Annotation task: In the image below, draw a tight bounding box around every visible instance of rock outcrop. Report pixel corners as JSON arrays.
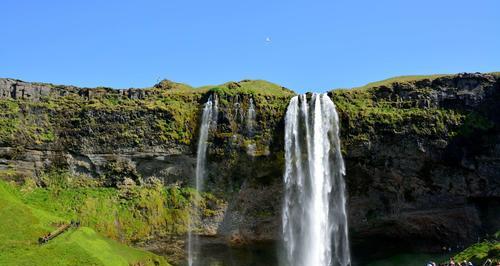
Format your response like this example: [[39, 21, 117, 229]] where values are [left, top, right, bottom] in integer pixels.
[[334, 73, 500, 254]]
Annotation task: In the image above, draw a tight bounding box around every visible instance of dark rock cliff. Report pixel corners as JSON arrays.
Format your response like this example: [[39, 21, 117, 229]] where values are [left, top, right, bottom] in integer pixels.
[[0, 73, 499, 254], [333, 73, 500, 254]]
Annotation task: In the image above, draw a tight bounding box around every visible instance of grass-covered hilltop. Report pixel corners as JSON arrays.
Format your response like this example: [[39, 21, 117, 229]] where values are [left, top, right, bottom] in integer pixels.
[[1, 72, 499, 265]]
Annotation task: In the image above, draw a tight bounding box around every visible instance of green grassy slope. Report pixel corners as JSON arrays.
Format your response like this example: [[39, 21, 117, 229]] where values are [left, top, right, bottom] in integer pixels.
[[197, 79, 294, 96], [342, 71, 499, 91], [453, 237, 500, 264], [0, 180, 169, 266], [347, 74, 449, 90], [366, 253, 450, 266]]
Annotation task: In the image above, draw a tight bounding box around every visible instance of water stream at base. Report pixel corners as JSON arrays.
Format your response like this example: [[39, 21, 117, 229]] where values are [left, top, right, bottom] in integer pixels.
[[282, 93, 351, 266], [188, 95, 218, 266]]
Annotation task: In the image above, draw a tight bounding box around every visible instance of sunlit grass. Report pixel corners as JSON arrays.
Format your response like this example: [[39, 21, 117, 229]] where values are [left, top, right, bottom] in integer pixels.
[[0, 180, 169, 266]]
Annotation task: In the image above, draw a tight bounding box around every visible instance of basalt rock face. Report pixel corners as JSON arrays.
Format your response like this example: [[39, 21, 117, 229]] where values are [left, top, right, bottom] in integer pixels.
[[0, 73, 499, 253], [333, 73, 500, 254]]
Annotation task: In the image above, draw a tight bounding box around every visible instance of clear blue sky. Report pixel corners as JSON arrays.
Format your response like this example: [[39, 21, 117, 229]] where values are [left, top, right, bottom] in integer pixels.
[[1, 0, 499, 93]]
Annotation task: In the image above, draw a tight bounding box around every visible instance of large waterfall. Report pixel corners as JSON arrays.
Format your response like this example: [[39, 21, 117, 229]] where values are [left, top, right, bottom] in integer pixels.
[[282, 93, 350, 266], [188, 95, 218, 266]]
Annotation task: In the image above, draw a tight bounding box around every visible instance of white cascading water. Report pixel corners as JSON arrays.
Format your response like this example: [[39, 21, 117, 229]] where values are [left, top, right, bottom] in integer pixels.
[[246, 97, 257, 155], [188, 95, 218, 266], [247, 98, 256, 135], [282, 93, 351, 266]]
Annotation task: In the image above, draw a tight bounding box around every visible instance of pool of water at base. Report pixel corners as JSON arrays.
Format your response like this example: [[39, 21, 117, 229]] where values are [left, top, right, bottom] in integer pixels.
[[165, 237, 452, 266], [184, 238, 277, 266]]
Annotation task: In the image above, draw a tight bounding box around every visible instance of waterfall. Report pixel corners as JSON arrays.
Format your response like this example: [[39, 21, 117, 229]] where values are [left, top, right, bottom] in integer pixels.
[[282, 93, 350, 266], [195, 94, 218, 192], [234, 95, 244, 123], [246, 98, 256, 135], [188, 95, 218, 266], [246, 98, 257, 155]]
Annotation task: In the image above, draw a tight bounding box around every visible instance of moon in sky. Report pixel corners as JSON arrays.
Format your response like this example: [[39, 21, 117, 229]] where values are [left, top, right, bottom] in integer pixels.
[[266, 37, 271, 42]]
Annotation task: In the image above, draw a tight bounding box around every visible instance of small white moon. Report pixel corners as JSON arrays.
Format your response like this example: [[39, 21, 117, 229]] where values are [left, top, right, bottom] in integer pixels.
[[266, 37, 271, 42]]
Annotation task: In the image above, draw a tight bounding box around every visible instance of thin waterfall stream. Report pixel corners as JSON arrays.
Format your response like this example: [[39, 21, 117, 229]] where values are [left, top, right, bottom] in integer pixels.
[[282, 93, 351, 266], [246, 98, 256, 135], [188, 95, 218, 266], [246, 97, 257, 155]]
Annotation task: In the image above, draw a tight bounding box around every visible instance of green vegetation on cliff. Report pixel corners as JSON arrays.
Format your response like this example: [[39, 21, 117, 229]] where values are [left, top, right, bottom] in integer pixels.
[[330, 73, 499, 149], [0, 100, 55, 145], [0, 179, 169, 266], [453, 233, 500, 264], [0, 100, 19, 143], [1, 168, 223, 238], [331, 86, 465, 147], [15, 171, 208, 242], [0, 78, 294, 150], [0, 166, 227, 265]]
